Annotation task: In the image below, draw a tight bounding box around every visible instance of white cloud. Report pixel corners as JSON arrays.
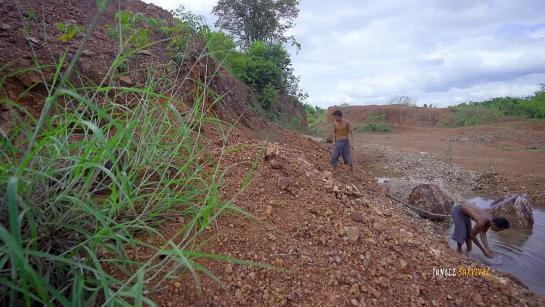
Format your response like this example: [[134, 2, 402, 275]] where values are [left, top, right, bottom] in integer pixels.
[[293, 0, 545, 107], [143, 0, 218, 24], [147, 0, 545, 108]]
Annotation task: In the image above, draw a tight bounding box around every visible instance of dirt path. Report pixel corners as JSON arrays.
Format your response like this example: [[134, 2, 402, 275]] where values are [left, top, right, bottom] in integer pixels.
[[150, 128, 544, 306], [354, 121, 545, 207]]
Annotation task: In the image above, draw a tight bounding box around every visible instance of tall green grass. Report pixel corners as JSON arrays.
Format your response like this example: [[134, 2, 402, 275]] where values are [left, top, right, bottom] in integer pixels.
[[440, 104, 504, 127], [0, 5, 253, 306]]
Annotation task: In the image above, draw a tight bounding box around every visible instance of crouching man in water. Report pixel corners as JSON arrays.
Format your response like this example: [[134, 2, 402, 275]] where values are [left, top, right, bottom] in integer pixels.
[[451, 202, 510, 258], [330, 110, 354, 174]]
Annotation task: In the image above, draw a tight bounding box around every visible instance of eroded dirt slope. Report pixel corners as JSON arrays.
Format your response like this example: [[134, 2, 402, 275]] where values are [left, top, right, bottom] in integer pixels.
[[0, 0, 305, 130]]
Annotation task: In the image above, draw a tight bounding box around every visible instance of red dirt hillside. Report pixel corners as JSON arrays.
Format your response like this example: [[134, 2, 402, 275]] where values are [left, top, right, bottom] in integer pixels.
[[0, 0, 306, 130], [147, 129, 544, 306]]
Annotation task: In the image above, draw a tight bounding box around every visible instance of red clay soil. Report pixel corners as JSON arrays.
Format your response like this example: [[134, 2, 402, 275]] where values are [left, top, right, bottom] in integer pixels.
[[357, 121, 545, 207], [142, 126, 544, 306], [0, 0, 258, 129], [0, 0, 306, 130]]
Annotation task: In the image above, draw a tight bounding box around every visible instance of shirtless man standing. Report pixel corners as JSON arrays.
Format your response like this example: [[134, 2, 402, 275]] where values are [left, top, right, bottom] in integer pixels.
[[451, 202, 510, 258], [330, 110, 354, 174]]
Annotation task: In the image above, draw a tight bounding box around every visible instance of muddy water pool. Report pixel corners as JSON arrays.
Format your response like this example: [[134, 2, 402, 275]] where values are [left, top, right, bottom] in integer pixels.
[[443, 196, 545, 297]]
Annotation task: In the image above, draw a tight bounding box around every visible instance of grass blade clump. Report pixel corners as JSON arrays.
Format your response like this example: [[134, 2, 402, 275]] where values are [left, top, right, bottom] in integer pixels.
[[0, 19, 242, 307]]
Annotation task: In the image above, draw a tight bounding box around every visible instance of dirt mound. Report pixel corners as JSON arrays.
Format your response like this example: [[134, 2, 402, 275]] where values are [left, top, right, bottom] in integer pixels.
[[322, 105, 449, 131], [144, 128, 544, 306], [271, 95, 308, 129], [0, 0, 304, 130]]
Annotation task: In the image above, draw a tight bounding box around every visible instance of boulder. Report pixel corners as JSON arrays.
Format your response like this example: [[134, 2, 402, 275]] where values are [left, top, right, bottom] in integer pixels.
[[26, 36, 41, 47], [118, 76, 135, 86], [350, 211, 364, 223], [264, 143, 279, 159], [0, 23, 12, 31], [408, 183, 454, 215], [137, 49, 152, 56], [81, 49, 95, 57], [489, 194, 534, 229]]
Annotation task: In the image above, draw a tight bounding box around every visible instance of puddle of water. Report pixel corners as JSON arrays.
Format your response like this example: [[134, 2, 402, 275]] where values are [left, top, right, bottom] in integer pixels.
[[376, 177, 389, 184], [444, 196, 545, 297]]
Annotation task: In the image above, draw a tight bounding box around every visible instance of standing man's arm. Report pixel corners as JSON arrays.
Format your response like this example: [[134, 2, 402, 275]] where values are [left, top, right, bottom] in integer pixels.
[[332, 125, 336, 143]]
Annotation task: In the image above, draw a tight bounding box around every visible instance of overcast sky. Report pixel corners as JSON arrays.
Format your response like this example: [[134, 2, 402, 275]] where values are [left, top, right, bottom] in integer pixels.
[[145, 0, 545, 107]]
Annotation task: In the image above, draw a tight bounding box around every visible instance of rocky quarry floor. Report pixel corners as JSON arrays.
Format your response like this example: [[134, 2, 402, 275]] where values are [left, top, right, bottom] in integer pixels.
[[355, 124, 545, 208], [359, 143, 479, 204], [141, 129, 544, 306]]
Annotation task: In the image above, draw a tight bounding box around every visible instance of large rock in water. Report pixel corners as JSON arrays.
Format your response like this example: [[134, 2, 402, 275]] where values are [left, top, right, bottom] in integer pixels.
[[489, 194, 534, 229], [408, 184, 454, 215]]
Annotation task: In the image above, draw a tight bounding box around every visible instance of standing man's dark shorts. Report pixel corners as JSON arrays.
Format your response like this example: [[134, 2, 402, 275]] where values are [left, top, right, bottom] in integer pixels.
[[330, 139, 352, 167], [451, 205, 472, 244]]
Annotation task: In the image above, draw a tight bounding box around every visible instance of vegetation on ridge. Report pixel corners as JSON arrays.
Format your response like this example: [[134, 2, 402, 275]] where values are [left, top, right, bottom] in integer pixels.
[[170, 3, 307, 126], [442, 84, 545, 127]]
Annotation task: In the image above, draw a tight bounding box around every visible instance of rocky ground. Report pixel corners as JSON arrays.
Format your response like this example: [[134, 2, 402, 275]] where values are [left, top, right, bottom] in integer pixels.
[[359, 143, 479, 204], [355, 122, 545, 208], [144, 128, 544, 306]]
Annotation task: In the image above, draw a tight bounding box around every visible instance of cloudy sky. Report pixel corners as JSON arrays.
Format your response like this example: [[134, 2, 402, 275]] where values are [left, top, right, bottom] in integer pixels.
[[145, 0, 545, 107]]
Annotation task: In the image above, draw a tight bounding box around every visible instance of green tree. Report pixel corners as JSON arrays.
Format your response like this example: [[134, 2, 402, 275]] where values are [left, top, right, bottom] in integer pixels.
[[212, 0, 300, 49], [261, 84, 279, 109], [247, 41, 291, 71], [171, 5, 208, 32], [239, 53, 284, 92]]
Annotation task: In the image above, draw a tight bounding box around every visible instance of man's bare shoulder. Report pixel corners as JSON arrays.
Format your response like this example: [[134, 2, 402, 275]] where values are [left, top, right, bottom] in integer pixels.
[[461, 201, 478, 211], [461, 202, 488, 221]]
